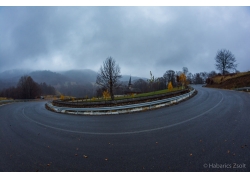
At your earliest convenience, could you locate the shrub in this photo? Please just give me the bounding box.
[60,94,65,100]
[103,90,110,100]
[168,82,173,91]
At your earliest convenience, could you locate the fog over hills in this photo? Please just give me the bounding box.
[0,69,33,89]
[0,69,147,97]
[29,71,70,85]
[0,69,146,85]
[0,69,32,79]
[59,69,98,85]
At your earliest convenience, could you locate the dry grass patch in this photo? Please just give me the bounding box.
[212,71,250,84]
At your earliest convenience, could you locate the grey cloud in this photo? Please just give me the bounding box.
[0,6,250,78]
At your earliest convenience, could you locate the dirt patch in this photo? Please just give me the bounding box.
[206,73,250,89]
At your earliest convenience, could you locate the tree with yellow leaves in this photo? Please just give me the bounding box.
[130,93,136,98]
[60,94,65,100]
[167,81,173,91]
[103,90,110,100]
[179,73,187,89]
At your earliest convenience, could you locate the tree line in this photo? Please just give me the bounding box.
[0,76,56,99]
[96,49,237,100]
[103,68,217,96]
[95,57,209,100]
[1,49,237,100]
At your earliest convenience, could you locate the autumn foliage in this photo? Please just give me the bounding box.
[60,94,65,100]
[179,73,187,89]
[103,90,110,100]
[167,82,173,91]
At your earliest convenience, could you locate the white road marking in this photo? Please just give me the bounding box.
[22,92,224,135]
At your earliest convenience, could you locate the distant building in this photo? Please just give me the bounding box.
[124,76,141,95]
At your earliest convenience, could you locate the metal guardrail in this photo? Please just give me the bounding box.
[0,99,38,105]
[46,89,196,114]
[52,89,189,107]
[235,87,250,91]
[0,100,14,105]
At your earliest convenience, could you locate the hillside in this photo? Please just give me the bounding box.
[29,70,71,86]
[60,69,98,84]
[206,71,250,89]
[0,69,32,89]
[0,69,148,97]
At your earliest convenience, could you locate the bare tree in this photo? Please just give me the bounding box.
[163,70,176,87]
[147,71,155,91]
[159,77,167,90]
[186,72,193,84]
[208,71,217,78]
[215,49,237,75]
[200,72,208,82]
[96,57,121,101]
[133,79,148,93]
[17,76,41,99]
[193,73,203,84]
[182,67,188,75]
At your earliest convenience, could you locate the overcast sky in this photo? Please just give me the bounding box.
[1,6,250,77]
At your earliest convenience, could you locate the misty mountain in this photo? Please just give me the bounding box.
[121,75,147,83]
[0,69,147,97]
[0,69,32,80]
[59,69,98,85]
[0,69,33,89]
[29,70,70,86]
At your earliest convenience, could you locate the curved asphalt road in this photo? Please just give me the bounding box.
[0,85,250,172]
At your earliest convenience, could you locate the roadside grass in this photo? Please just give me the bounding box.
[69,87,183,102]
[0,97,13,105]
[43,95,62,100]
[0,97,10,101]
[132,87,180,98]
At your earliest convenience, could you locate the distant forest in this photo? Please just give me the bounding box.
[0,76,56,99]
[0,68,219,99]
